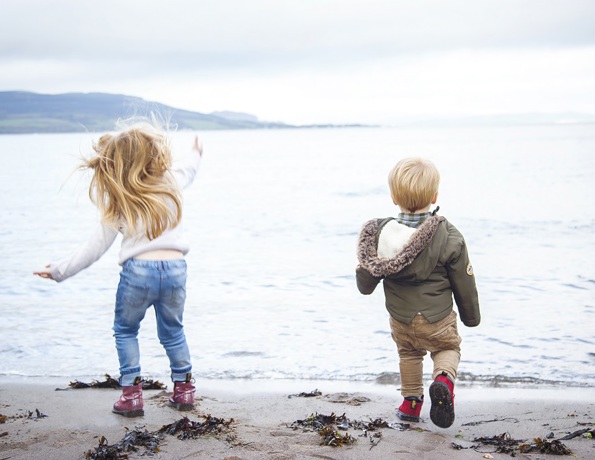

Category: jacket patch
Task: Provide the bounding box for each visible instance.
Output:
[466,262,474,276]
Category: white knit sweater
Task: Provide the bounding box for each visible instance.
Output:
[49,149,201,282]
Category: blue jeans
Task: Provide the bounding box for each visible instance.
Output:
[113,258,192,386]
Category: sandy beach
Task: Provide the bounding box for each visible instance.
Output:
[1,378,593,460]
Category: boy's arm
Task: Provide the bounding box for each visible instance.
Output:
[446,241,480,327]
[356,265,382,295]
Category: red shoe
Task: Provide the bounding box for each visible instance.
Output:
[112,382,144,417]
[397,396,424,422]
[429,372,455,428]
[168,377,196,411]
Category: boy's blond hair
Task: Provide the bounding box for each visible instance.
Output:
[83,120,182,240]
[388,157,440,212]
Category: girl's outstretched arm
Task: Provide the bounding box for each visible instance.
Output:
[33,223,118,282]
[173,135,203,189]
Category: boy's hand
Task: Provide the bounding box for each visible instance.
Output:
[33,264,54,280]
[192,135,203,157]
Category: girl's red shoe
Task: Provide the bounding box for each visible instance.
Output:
[168,380,196,411]
[112,382,144,417]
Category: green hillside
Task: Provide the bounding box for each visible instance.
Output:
[0,91,291,133]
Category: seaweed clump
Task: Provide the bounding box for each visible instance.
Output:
[69,374,120,389]
[85,416,235,459]
[290,412,394,448]
[519,437,573,455]
[472,432,524,455]
[60,374,166,390]
[85,428,161,459]
[452,431,576,457]
[290,413,356,447]
[0,409,47,422]
[159,415,234,440]
[288,389,322,399]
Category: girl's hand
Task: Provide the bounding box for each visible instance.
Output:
[192,135,203,157]
[33,264,54,280]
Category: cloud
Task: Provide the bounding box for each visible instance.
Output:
[1,0,595,123]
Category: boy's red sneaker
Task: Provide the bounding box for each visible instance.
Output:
[429,372,455,428]
[397,395,424,422]
[112,382,144,417]
[168,379,196,411]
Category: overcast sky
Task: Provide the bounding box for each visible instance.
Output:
[2,0,595,124]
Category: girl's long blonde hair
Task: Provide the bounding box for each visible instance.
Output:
[83,120,182,240]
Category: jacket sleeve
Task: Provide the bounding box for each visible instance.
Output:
[48,223,118,282]
[356,266,382,295]
[446,240,481,327]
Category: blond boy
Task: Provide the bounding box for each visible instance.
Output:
[356,158,480,428]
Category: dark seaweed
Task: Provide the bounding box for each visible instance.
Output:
[57,374,167,391]
[557,428,590,440]
[0,409,47,422]
[85,416,235,459]
[29,409,48,420]
[84,427,162,460]
[462,417,519,426]
[289,412,397,448]
[69,374,120,389]
[462,430,580,456]
[288,389,322,399]
[318,425,357,447]
[472,432,525,455]
[159,415,234,440]
[519,437,573,455]
[141,379,167,390]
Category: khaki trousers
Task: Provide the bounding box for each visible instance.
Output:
[389,311,461,398]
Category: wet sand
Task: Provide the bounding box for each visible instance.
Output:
[1,378,593,459]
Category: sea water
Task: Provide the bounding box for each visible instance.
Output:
[0,125,593,387]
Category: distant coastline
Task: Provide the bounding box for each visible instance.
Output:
[0,91,368,134]
[1,91,593,134]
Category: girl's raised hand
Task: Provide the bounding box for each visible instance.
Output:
[192,136,203,157]
[33,264,54,280]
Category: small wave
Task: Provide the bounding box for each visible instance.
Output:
[221,351,266,358]
[456,372,592,388]
[373,330,390,336]
[485,337,536,349]
[538,355,562,361]
[518,284,545,292]
[561,283,588,290]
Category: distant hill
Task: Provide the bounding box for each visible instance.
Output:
[0,91,293,134]
[210,111,260,123]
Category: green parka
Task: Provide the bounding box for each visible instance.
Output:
[356,215,480,327]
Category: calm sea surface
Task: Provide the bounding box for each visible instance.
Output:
[1,125,594,387]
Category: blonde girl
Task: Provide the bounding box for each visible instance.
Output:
[34,120,202,417]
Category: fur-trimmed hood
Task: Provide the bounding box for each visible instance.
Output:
[357,215,444,279]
